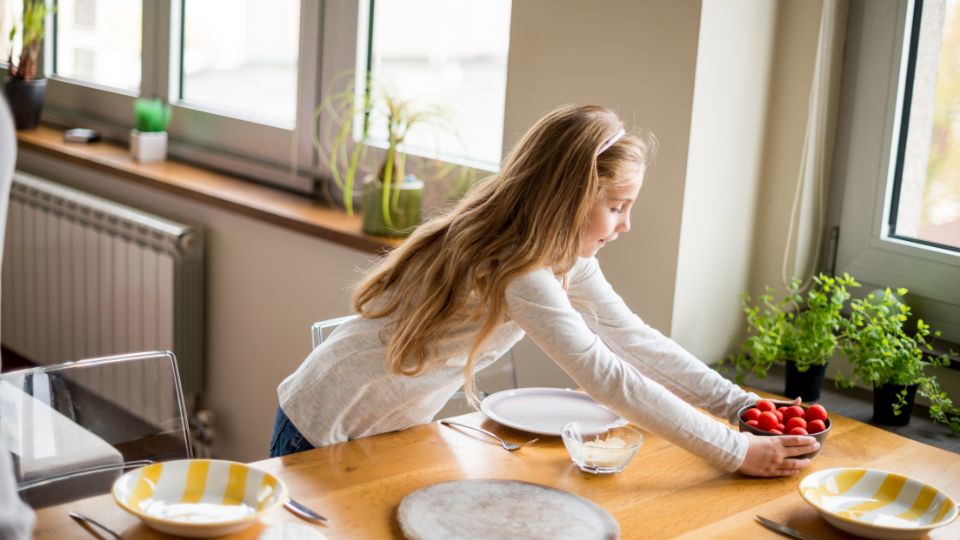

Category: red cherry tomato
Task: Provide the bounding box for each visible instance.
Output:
[783,406,805,420]
[805,404,828,422]
[777,406,789,414]
[768,429,783,434]
[807,419,827,434]
[757,411,779,431]
[776,423,785,432]
[788,427,809,435]
[786,416,807,431]
[746,419,760,428]
[742,408,762,422]
[773,410,784,423]
[756,400,776,413]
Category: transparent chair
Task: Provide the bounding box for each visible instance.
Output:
[309,316,518,417]
[0,351,192,508]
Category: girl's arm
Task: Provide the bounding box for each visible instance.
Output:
[566,257,758,424]
[505,266,749,472]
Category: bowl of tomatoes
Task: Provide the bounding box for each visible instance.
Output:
[737,399,831,459]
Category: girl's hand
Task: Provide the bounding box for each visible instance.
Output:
[737,432,819,477]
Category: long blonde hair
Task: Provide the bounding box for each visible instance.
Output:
[353,104,657,406]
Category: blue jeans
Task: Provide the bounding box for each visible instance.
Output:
[269,407,315,457]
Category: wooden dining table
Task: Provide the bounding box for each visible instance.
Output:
[32,405,960,539]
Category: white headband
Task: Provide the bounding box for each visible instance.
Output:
[597,128,625,155]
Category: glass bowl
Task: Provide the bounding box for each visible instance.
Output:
[560,421,643,474]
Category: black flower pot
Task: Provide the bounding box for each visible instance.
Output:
[784,360,827,402]
[872,383,918,426]
[4,77,47,130]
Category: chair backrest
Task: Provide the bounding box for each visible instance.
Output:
[308,316,518,415]
[310,314,359,349]
[0,351,192,508]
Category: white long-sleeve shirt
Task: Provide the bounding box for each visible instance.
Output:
[278,257,757,471]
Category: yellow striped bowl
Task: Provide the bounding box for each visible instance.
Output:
[799,468,958,539]
[112,459,288,538]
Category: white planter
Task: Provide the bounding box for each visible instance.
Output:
[130,130,167,162]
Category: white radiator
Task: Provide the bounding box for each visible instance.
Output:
[1,172,204,422]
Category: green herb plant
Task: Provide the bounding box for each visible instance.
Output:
[836,288,959,433]
[133,98,172,132]
[6,0,53,81]
[724,273,859,383]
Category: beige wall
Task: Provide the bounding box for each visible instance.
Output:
[504,0,704,387]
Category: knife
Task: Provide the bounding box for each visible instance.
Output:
[756,515,821,540]
[285,498,328,523]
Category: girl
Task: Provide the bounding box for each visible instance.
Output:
[273,105,819,477]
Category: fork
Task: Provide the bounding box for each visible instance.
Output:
[69,511,124,540]
[440,420,538,451]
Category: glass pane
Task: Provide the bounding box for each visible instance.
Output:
[0,0,24,68]
[369,0,512,167]
[896,0,960,250]
[181,0,299,127]
[54,0,141,91]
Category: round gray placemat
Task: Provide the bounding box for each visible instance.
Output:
[397,479,620,540]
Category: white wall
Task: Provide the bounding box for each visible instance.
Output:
[672,1,778,363]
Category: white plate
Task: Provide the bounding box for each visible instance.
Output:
[397,479,619,539]
[480,387,626,436]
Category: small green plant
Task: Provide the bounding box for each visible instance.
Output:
[313,71,474,228]
[6,0,53,81]
[836,288,960,433]
[133,98,171,132]
[724,273,859,383]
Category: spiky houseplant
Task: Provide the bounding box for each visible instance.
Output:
[6,0,50,81]
[313,71,471,237]
[5,0,54,130]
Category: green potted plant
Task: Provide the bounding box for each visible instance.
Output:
[4,0,53,130]
[724,273,859,401]
[130,98,171,162]
[837,288,960,432]
[314,72,469,237]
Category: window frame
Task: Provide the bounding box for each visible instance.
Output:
[40,0,332,194]
[830,0,960,339]
[33,0,501,197]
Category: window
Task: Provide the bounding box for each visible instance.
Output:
[367,0,511,167]
[1,0,24,68]
[180,0,299,127]
[53,0,141,92]
[36,1,510,193]
[830,0,960,341]
[890,0,960,251]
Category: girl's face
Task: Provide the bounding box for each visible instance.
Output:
[579,176,643,258]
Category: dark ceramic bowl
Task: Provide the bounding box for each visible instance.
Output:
[737,401,831,460]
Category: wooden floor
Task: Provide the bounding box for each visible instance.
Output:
[742,365,960,454]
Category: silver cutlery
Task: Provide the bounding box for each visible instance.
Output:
[756,515,821,540]
[69,511,124,540]
[440,420,538,451]
[285,498,328,523]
